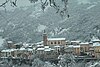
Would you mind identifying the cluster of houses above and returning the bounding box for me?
[0,32,100,61]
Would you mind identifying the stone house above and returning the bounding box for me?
[1,49,16,57]
[67,45,80,55]
[80,42,90,53]
[73,45,80,55]
[70,41,81,45]
[36,46,59,60]
[93,43,100,58]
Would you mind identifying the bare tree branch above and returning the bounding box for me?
[0,0,69,18]
[0,0,10,7]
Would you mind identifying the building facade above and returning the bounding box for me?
[43,31,66,46]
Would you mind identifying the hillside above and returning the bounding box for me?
[0,0,100,43]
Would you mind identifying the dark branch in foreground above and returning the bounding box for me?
[0,0,9,7]
[0,0,69,18]
[0,0,17,7]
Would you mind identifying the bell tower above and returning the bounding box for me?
[43,30,47,46]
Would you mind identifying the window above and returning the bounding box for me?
[58,41,60,44]
[51,42,53,44]
[54,42,56,44]
[85,47,87,51]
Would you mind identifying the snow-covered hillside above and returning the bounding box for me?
[0,0,100,43]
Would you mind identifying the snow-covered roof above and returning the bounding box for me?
[44,48,54,52]
[23,43,30,47]
[36,41,43,45]
[93,43,100,47]
[92,39,100,42]
[80,42,89,45]
[44,49,51,52]
[65,41,70,42]
[54,45,60,48]
[37,48,45,51]
[44,46,49,49]
[33,48,36,50]
[37,44,44,47]
[1,49,16,52]
[67,45,73,48]
[73,45,80,48]
[67,45,80,48]
[71,41,80,43]
[48,38,66,41]
[7,41,13,43]
[20,48,26,50]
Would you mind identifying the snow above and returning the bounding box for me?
[93,43,100,47]
[20,48,26,50]
[30,11,41,18]
[1,49,15,52]
[50,31,55,36]
[44,48,54,52]
[27,49,33,51]
[77,0,91,4]
[80,42,89,45]
[89,62,100,67]
[29,4,42,18]
[67,45,80,48]
[0,29,4,32]
[36,41,43,45]
[67,45,74,48]
[0,36,4,47]
[7,41,13,43]
[37,48,45,51]
[33,48,36,50]
[37,24,47,32]
[23,43,30,47]
[73,45,80,48]
[54,45,60,48]
[58,28,70,35]
[20,6,29,11]
[37,44,44,47]
[0,0,33,11]
[87,5,96,10]
[48,38,66,41]
[71,41,80,43]
[91,36,100,42]
[44,46,49,49]
[44,48,51,52]
[92,39,100,42]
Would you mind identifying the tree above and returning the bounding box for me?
[58,54,75,67]
[0,0,69,18]
[32,58,44,67]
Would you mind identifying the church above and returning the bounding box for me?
[43,31,66,46]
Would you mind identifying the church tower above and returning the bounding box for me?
[43,30,48,46]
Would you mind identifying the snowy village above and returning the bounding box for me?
[0,31,100,67]
[0,0,100,67]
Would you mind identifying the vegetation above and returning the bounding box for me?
[0,0,69,17]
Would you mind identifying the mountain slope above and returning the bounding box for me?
[0,0,100,43]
